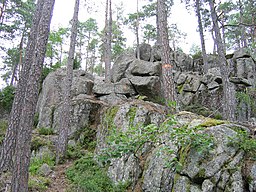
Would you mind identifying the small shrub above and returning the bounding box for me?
[31,136,51,151]
[28,176,50,191]
[0,85,15,112]
[29,154,55,175]
[228,129,256,160]
[34,112,39,127]
[0,120,8,144]
[38,127,55,135]
[66,154,125,192]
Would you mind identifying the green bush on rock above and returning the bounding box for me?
[66,153,128,192]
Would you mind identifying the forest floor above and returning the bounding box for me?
[46,161,73,192]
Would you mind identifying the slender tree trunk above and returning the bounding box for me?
[136,0,140,59]
[0,0,45,174]
[209,0,235,121]
[238,0,247,47]
[56,0,79,164]
[195,0,208,73]
[85,32,91,71]
[157,0,176,109]
[0,0,6,25]
[104,0,112,82]
[10,0,55,190]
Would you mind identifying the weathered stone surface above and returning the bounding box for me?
[111,51,136,83]
[129,76,161,100]
[136,43,152,61]
[230,77,252,86]
[37,163,52,176]
[176,73,187,85]
[37,69,94,128]
[93,82,114,95]
[99,93,127,105]
[179,92,194,105]
[128,59,161,77]
[53,95,104,136]
[114,78,136,96]
[96,107,255,192]
[233,48,251,59]
[95,101,166,187]
[207,81,220,90]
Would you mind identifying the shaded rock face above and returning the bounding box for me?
[36,69,104,137]
[98,45,255,121]
[96,105,256,192]
[95,101,166,189]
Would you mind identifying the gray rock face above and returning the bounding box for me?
[37,69,94,129]
[128,60,161,77]
[37,69,104,139]
[111,51,135,83]
[136,43,152,61]
[53,95,104,136]
[37,163,52,176]
[96,107,256,192]
[95,101,166,188]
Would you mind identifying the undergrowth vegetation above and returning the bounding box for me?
[98,114,216,171]
[66,153,129,192]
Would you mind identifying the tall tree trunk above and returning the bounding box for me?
[195,0,208,73]
[104,0,111,82]
[10,0,55,190]
[136,0,140,59]
[0,0,45,174]
[157,0,176,109]
[238,0,247,47]
[56,0,79,164]
[0,0,6,25]
[208,0,235,121]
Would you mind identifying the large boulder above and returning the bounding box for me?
[96,106,256,192]
[136,43,152,61]
[37,69,94,129]
[53,94,104,136]
[111,51,136,83]
[95,101,166,188]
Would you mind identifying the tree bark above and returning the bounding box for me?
[157,0,176,109]
[208,0,236,121]
[195,0,208,73]
[0,0,45,174]
[56,0,79,164]
[10,0,55,190]
[104,0,112,82]
[136,0,140,59]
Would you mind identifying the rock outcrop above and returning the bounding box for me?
[32,46,256,192]
[96,104,256,192]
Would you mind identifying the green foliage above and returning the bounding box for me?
[228,129,256,160]
[67,127,97,159]
[0,85,15,111]
[41,62,62,83]
[0,120,8,145]
[31,136,52,152]
[236,88,256,116]
[183,104,223,119]
[38,127,55,135]
[66,144,86,160]
[29,154,55,175]
[66,154,127,192]
[189,44,202,60]
[28,176,51,192]
[169,125,215,157]
[73,55,81,70]
[33,112,39,127]
[99,113,215,170]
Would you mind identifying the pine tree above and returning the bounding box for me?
[56,0,80,164]
[157,0,176,109]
